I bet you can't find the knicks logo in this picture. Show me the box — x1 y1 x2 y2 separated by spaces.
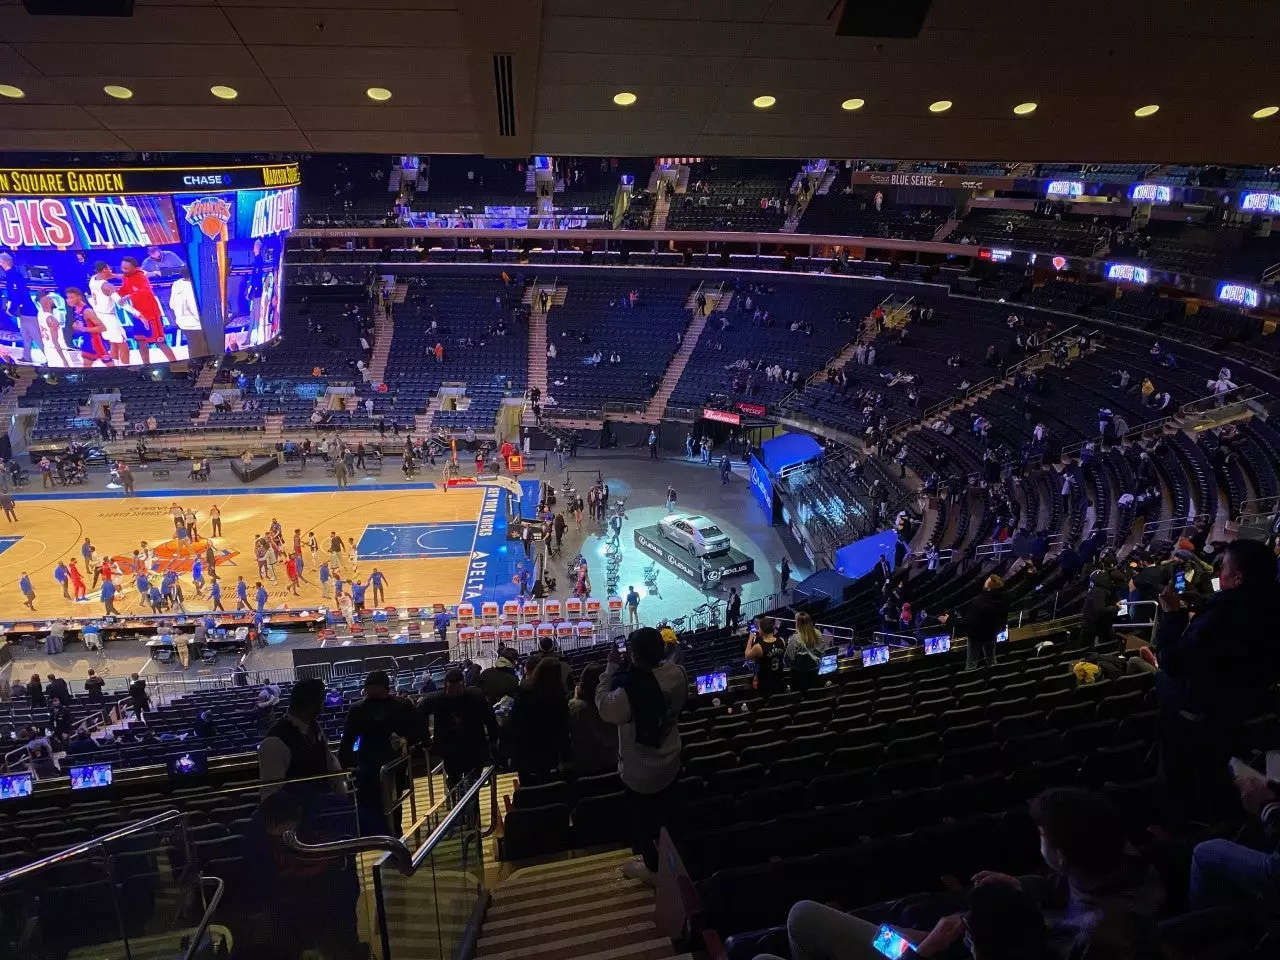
183 196 232 239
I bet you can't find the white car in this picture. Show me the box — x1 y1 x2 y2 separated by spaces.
658 514 731 557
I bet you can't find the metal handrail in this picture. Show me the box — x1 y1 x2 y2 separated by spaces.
284 828 416 874
183 876 226 960
283 764 499 876
0 809 185 887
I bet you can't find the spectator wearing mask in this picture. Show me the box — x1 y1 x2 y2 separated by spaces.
597 627 688 885
128 673 151 719
509 658 570 785
966 788 1163 960
944 575 1008 670
784 611 824 693
567 664 617 775
419 668 499 789
745 616 787 697
1190 765 1280 910
754 876 1052 960
1154 538 1280 822
338 671 423 834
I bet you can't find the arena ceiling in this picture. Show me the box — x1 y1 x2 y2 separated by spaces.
0 0 1275 164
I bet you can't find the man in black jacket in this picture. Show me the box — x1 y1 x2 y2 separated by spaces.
1155 538 1280 822
339 671 423 834
419 668 499 789
128 674 150 719
946 575 1008 670
1080 576 1121 651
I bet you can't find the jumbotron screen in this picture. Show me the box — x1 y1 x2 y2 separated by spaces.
0 162 299 367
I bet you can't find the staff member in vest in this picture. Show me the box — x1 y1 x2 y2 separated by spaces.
258 678 344 796
597 627 688 886
0 252 41 363
169 266 207 358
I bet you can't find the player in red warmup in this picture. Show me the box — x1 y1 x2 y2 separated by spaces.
118 255 176 365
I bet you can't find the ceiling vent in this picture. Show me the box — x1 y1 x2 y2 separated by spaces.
23 0 134 14
831 0 931 38
492 54 517 137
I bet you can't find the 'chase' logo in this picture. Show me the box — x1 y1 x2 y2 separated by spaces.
183 196 232 240
183 174 231 187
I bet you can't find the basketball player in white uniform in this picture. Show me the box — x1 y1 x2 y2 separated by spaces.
36 294 69 367
90 261 132 365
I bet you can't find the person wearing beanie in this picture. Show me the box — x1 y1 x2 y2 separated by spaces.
597 626 688 885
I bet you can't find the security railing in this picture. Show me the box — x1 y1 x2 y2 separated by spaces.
285 765 501 960
0 810 226 959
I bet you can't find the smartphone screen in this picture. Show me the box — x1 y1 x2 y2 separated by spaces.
1174 570 1186 594
1116 600 1129 618
871 925 913 959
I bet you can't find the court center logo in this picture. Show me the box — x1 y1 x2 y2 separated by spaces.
183 196 233 239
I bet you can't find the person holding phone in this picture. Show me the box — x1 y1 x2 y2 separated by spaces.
1155 538 1280 821
597 627 688 886
754 879 1050 960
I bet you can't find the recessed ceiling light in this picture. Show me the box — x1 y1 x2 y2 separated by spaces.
103 85 133 100
210 85 238 100
1252 105 1278 119
1133 104 1159 117
1013 101 1037 116
613 91 637 106
366 87 392 102
928 100 953 113
840 98 866 111
0 84 24 99
752 95 776 109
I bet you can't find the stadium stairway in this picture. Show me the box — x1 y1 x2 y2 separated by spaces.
369 299 396 384
477 849 688 960
645 309 708 423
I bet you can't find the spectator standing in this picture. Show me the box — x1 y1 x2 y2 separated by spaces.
785 611 824 692
725 587 741 630
339 671 422 834
258 679 344 795
509 659 570 785
84 669 105 704
419 668 499 789
567 664 617 775
477 648 520 704
947 574 1008 670
746 616 787 697
128 673 150 719
1154 539 1280 822
597 628 688 885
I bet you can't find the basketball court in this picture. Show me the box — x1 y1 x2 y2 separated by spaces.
0 480 537 619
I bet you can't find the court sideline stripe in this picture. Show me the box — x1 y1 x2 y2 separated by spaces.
11 481 440 502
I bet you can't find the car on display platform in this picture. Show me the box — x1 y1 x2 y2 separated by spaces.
658 514 731 557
